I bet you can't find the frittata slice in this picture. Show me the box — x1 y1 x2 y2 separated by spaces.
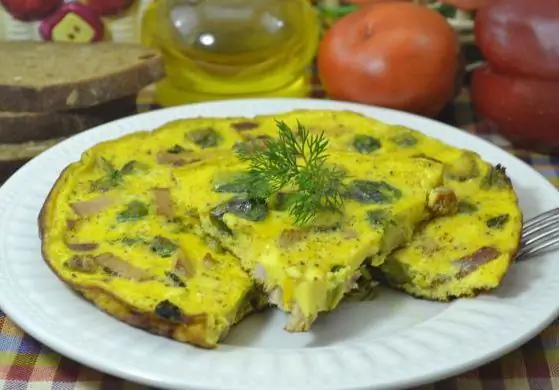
170 151 451 331
233 109 522 300
378 163 522 300
39 131 266 349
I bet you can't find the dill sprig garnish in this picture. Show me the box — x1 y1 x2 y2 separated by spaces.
234 120 347 225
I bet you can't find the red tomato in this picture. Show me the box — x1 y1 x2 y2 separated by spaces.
471 65 559 152
317 3 460 117
475 0 559 80
345 0 411 5
438 0 487 11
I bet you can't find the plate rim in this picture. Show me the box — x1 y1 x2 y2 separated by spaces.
1 97 558 390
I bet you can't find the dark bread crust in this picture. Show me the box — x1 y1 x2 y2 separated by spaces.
0 158 29 183
0 138 65 182
0 96 138 143
0 96 138 182
0 42 164 112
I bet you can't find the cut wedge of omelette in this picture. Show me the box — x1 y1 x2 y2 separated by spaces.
231 110 522 300
378 161 522 300
170 151 451 331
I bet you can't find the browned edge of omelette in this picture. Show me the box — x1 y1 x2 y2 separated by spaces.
34 117 281 348
37 164 226 348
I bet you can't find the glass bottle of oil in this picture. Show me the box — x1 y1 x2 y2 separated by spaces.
141 0 321 106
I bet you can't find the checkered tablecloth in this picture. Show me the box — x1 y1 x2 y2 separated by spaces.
1 80 559 390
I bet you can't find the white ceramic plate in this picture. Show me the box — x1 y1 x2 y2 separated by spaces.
1 98 558 390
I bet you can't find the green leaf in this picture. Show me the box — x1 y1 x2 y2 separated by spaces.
391 133 418 147
117 201 149 222
120 237 149 246
167 144 187 154
480 164 511 190
91 175 121 192
353 135 381 154
212 172 253 194
486 214 510 229
209 203 233 235
457 200 478 214
330 265 345 273
233 120 347 225
226 197 268 221
345 180 402 204
186 127 220 148
435 3 457 18
203 235 225 254
273 192 298 211
366 209 389 228
91 159 141 192
97 157 117 173
165 271 186 287
120 160 139 175
150 236 179 258
210 197 268 234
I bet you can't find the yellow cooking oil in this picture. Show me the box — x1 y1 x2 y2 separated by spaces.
141 0 321 106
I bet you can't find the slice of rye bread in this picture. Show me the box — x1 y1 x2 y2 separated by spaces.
0 96 138 143
0 42 164 112
0 96 139 181
0 138 63 182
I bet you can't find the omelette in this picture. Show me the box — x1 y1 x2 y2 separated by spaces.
39 108 522 349
170 152 451 331
40 117 454 340
232 110 523 300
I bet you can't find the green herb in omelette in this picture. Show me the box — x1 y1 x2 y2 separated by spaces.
486 214 510 229
234 120 347 225
120 237 149 246
480 164 511 190
92 158 142 192
353 134 381 154
457 200 478 214
150 236 179 258
345 264 380 302
117 201 149 222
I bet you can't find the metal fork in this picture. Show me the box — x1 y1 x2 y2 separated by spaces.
516 208 559 261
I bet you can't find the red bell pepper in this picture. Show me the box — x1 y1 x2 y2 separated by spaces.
471 0 559 152
472 65 559 152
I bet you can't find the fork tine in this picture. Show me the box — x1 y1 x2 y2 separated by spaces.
522 213 559 241
523 208 559 230
517 231 559 260
522 224 559 247
517 225 559 260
